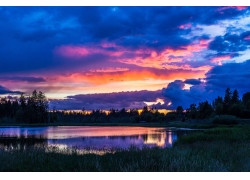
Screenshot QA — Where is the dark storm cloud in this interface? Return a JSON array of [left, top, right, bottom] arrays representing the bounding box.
[[0, 76, 46, 83], [160, 79, 224, 109], [0, 7, 84, 74], [205, 60, 250, 94], [49, 90, 163, 110], [208, 31, 250, 53], [160, 60, 250, 109], [184, 79, 202, 85], [0, 85, 22, 94], [161, 80, 208, 109]]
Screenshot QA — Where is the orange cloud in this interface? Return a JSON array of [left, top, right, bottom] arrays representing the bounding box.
[[0, 65, 211, 99], [63, 69, 207, 85]]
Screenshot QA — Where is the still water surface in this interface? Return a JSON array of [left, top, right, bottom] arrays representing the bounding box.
[[0, 126, 195, 153]]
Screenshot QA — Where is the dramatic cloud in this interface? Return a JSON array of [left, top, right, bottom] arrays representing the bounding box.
[[160, 60, 250, 109], [1, 6, 250, 109], [0, 76, 46, 83], [0, 85, 22, 95], [49, 90, 163, 110], [208, 32, 250, 54], [184, 79, 202, 85], [205, 60, 250, 95]]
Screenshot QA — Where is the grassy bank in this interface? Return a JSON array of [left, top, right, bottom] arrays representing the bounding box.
[[1, 125, 250, 171]]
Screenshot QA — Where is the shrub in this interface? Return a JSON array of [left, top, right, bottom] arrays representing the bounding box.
[[166, 112, 177, 121], [212, 115, 239, 125]]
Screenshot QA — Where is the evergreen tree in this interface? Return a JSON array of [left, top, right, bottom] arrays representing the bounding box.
[[186, 104, 198, 119], [19, 93, 26, 108], [242, 92, 250, 107], [215, 103, 223, 115], [212, 96, 223, 109], [197, 100, 214, 119], [176, 106, 184, 115], [37, 91, 49, 123], [223, 88, 232, 114], [232, 89, 239, 104], [15, 90, 48, 124]]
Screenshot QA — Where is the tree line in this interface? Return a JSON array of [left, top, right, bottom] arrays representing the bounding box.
[[49, 106, 165, 124], [175, 88, 250, 121], [0, 90, 48, 124], [1, 88, 250, 124]]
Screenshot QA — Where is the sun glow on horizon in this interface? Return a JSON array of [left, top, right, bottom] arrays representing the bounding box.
[[144, 98, 165, 106]]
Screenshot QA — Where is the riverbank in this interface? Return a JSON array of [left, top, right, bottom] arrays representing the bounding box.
[[0, 121, 216, 129], [1, 125, 250, 171]]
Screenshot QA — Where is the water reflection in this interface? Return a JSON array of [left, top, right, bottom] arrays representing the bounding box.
[[0, 135, 48, 150], [0, 126, 194, 154]]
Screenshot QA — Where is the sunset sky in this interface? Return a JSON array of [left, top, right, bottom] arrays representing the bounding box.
[[1, 5, 250, 110]]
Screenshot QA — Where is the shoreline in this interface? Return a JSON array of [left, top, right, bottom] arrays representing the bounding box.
[[0, 121, 219, 129]]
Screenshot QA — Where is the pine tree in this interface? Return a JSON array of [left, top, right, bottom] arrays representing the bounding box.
[[223, 88, 232, 114], [232, 89, 239, 104]]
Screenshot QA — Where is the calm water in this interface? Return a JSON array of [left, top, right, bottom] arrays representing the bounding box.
[[0, 126, 195, 154]]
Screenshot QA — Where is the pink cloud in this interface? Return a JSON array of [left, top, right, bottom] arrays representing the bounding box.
[[217, 6, 248, 13], [235, 6, 248, 10], [244, 36, 250, 41], [89, 68, 129, 73], [55, 45, 89, 58], [54, 44, 123, 59], [179, 23, 192, 29], [54, 39, 212, 81], [116, 40, 210, 69], [210, 56, 231, 65]]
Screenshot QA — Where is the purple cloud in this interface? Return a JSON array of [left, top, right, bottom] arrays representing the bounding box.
[[49, 90, 163, 110], [0, 85, 22, 94]]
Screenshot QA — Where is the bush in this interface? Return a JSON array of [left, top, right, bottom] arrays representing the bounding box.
[[166, 112, 177, 121], [212, 115, 239, 125]]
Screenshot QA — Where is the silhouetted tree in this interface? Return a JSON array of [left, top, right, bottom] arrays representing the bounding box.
[[229, 103, 242, 117], [215, 103, 223, 115], [223, 88, 232, 113], [242, 92, 250, 110], [197, 100, 214, 119], [232, 89, 239, 104], [19, 93, 26, 108], [186, 104, 198, 119], [176, 106, 184, 117], [37, 91, 49, 123], [142, 106, 149, 114], [15, 90, 48, 124], [212, 96, 223, 109]]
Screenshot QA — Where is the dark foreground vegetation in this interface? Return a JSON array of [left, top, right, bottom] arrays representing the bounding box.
[[1, 126, 250, 171], [1, 88, 250, 125]]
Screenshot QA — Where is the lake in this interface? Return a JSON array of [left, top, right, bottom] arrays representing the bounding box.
[[0, 126, 196, 154]]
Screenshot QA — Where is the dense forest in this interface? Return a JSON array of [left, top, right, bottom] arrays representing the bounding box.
[[1, 88, 250, 124], [0, 90, 48, 124]]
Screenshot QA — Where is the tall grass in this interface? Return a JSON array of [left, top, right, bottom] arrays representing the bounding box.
[[1, 126, 250, 171]]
